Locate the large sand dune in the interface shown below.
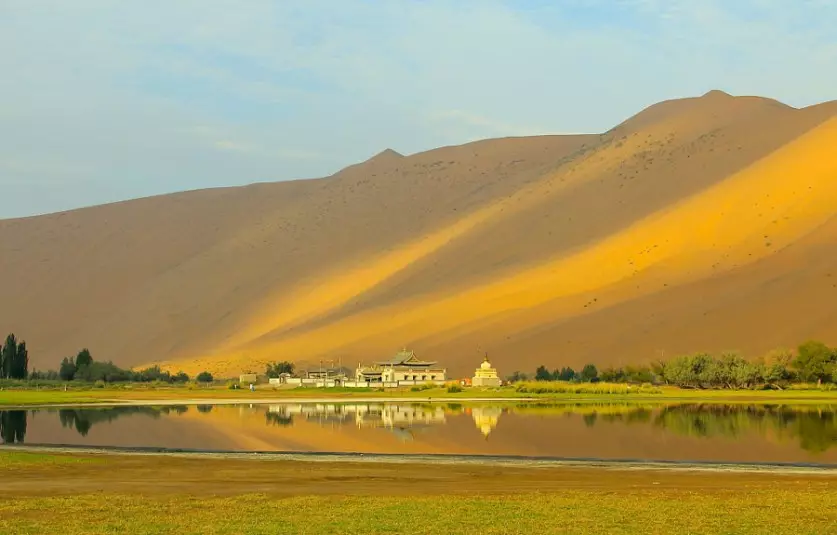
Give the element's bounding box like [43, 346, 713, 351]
[2, 91, 836, 377]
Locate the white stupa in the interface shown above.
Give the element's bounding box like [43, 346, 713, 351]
[472, 355, 501, 387]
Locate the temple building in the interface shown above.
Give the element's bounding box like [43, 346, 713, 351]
[355, 348, 447, 384]
[472, 355, 502, 387]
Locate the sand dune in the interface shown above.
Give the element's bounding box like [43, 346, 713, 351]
[1, 91, 836, 377]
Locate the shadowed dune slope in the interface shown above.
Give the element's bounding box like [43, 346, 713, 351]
[1, 91, 836, 377]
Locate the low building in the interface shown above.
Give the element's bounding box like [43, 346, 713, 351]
[356, 348, 446, 384]
[472, 355, 501, 387]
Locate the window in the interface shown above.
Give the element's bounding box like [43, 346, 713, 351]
[422, 375, 426, 381]
[431, 375, 435, 380]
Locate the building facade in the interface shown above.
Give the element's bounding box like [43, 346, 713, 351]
[472, 355, 502, 387]
[356, 348, 447, 384]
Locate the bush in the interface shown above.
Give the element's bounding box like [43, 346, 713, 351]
[94, 380, 105, 389]
[447, 384, 463, 393]
[227, 382, 240, 390]
[196, 371, 214, 383]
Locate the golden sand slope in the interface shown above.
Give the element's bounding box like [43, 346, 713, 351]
[1, 91, 836, 376]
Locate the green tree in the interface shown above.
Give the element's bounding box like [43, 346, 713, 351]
[534, 365, 552, 381]
[173, 371, 190, 383]
[579, 364, 599, 383]
[1, 334, 18, 379]
[557, 367, 576, 381]
[75, 348, 93, 369]
[11, 341, 29, 379]
[196, 371, 214, 383]
[756, 348, 794, 388]
[793, 341, 836, 383]
[265, 361, 295, 378]
[506, 371, 528, 383]
[59, 357, 77, 381]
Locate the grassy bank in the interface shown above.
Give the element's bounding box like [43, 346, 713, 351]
[1, 383, 836, 407]
[0, 451, 834, 534]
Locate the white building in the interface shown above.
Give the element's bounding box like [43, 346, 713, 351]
[356, 348, 446, 385]
[472, 355, 502, 387]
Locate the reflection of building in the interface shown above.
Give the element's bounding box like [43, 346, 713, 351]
[356, 348, 446, 384]
[266, 403, 447, 439]
[472, 355, 501, 387]
[470, 406, 503, 438]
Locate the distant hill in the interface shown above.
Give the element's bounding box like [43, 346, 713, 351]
[2, 91, 837, 377]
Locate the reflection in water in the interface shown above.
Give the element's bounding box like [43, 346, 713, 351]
[57, 406, 188, 437]
[0, 410, 26, 444]
[265, 403, 451, 441]
[470, 406, 503, 438]
[653, 404, 837, 453]
[1, 402, 835, 456]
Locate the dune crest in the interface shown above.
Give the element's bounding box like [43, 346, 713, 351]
[2, 92, 836, 376]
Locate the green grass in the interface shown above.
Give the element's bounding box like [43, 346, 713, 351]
[0, 451, 103, 468]
[0, 383, 836, 407]
[0, 451, 834, 534]
[0, 490, 834, 535]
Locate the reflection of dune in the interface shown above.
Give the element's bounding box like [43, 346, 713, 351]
[4, 92, 837, 376]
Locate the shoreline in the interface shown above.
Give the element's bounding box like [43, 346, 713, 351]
[3, 444, 837, 474]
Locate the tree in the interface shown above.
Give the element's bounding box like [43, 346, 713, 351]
[579, 364, 599, 383]
[506, 371, 528, 383]
[173, 372, 190, 383]
[793, 341, 836, 384]
[59, 357, 77, 381]
[535, 365, 552, 381]
[557, 367, 576, 382]
[11, 341, 29, 379]
[75, 348, 93, 369]
[1, 334, 18, 379]
[265, 361, 295, 378]
[196, 371, 214, 383]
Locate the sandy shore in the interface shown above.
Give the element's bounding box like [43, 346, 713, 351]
[4, 444, 836, 475]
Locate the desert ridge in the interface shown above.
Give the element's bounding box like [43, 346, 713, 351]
[1, 91, 836, 377]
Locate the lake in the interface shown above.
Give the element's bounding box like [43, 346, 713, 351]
[2, 402, 836, 465]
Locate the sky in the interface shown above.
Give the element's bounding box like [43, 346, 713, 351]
[2, 0, 836, 219]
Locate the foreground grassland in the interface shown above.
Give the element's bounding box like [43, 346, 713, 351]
[0, 451, 834, 534]
[1, 383, 837, 407]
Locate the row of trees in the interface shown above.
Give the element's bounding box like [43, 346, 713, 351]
[532, 364, 601, 383]
[1, 334, 29, 379]
[518, 340, 837, 389]
[8, 338, 216, 384]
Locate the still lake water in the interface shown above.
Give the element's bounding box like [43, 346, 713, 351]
[2, 402, 836, 464]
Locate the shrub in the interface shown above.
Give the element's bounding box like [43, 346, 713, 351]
[94, 380, 105, 389]
[447, 384, 463, 393]
[196, 371, 214, 383]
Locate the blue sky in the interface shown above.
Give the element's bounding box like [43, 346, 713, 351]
[2, 0, 836, 218]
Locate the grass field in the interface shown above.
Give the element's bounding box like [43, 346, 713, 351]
[0, 450, 834, 534]
[1, 383, 837, 407]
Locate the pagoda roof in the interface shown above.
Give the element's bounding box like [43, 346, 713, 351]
[375, 348, 438, 366]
